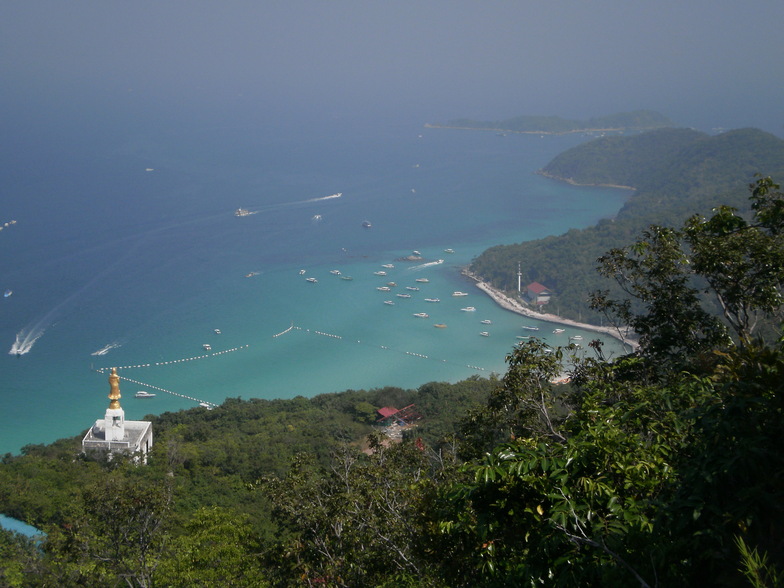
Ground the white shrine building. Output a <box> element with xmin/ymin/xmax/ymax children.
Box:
<box><xmin>82</xmin><ymin>368</ymin><xmax>153</xmax><ymax>460</ymax></box>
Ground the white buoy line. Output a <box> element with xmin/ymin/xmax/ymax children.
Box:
<box><xmin>292</xmin><ymin>323</ymin><xmax>488</xmax><ymax>372</ymax></box>
<box><xmin>94</xmin><ymin>344</ymin><xmax>251</xmax><ymax>371</ymax></box>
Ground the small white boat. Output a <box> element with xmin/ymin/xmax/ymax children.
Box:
<box><xmin>340</xmin><ymin>275</ymin><xmax>354</xmax><ymax>281</ymax></box>
<box><xmin>415</xmin><ymin>278</ymin><xmax>429</xmax><ymax>283</ymax></box>
<box><xmin>396</xmin><ymin>293</ymin><xmax>411</xmax><ymax>298</ymax></box>
<box><xmin>481</xmin><ymin>319</ymin><xmax>492</xmax><ymax>324</ymax></box>
<box><xmin>199</xmin><ymin>402</ymin><xmax>213</xmax><ymax>409</ymax></box>
<box><xmin>387</xmin><ymin>282</ymin><xmax>397</xmax><ymax>287</ymax></box>
<box><xmin>135</xmin><ymin>391</ymin><xmax>156</xmax><ymax>398</ymax></box>
<box><xmin>413</xmin><ymin>250</ymin><xmax>421</xmax><ymax>256</ymax></box>
<box><xmin>203</xmin><ymin>344</ymin><xmax>212</xmax><ymax>351</ymax></box>
<box><xmin>382</xmin><ymin>264</ymin><xmax>395</xmax><ymax>269</ymax></box>
<box><xmin>377</xmin><ymin>286</ymin><xmax>391</xmax><ymax>291</ymax></box>
<box><xmin>330</xmin><ymin>269</ymin><xmax>341</xmax><ymax>275</ymax></box>
<box><xmin>3</xmin><ymin>289</ymin><xmax>11</xmax><ymax>298</ymax></box>
<box><xmin>553</xmin><ymin>328</ymin><xmax>565</xmax><ymax>334</ymax></box>
<box><xmin>452</xmin><ymin>291</ymin><xmax>468</xmax><ymax>297</ymax></box>
<box><xmin>521</xmin><ymin>325</ymin><xmax>540</xmax><ymax>331</ymax></box>
<box><xmin>461</xmin><ymin>307</ymin><xmax>476</xmax><ymax>312</ymax></box>
<box><xmin>570</xmin><ymin>335</ymin><xmax>584</xmax><ymax>340</ymax></box>
<box><xmin>479</xmin><ymin>331</ymin><xmax>490</xmax><ymax>337</ymax></box>
<box><xmin>299</xmin><ymin>269</ymin><xmax>306</xmax><ymax>275</ymax></box>
<box><xmin>406</xmin><ymin>286</ymin><xmax>420</xmax><ymax>291</ymax></box>
<box><xmin>413</xmin><ymin>312</ymin><xmax>429</xmax><ymax>318</ymax></box>
<box><xmin>374</xmin><ymin>271</ymin><xmax>387</xmax><ymax>276</ymax></box>
<box><xmin>306</xmin><ymin>277</ymin><xmax>318</xmax><ymax>283</ymax></box>
<box><xmin>444</xmin><ymin>248</ymin><xmax>455</xmax><ymax>254</ymax></box>
<box><xmin>384</xmin><ymin>300</ymin><xmax>395</xmax><ymax>305</ymax></box>
<box><xmin>424</xmin><ymin>298</ymin><xmax>440</xmax><ymax>303</ymax></box>
<box><xmin>214</xmin><ymin>329</ymin><xmax>221</xmax><ymax>334</ymax></box>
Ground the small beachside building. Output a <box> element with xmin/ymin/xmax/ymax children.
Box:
<box><xmin>526</xmin><ymin>282</ymin><xmax>553</xmax><ymax>305</ymax></box>
<box><xmin>82</xmin><ymin>368</ymin><xmax>153</xmax><ymax>462</ymax></box>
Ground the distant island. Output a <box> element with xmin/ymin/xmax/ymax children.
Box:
<box><xmin>425</xmin><ymin>109</ymin><xmax>674</xmax><ymax>135</ymax></box>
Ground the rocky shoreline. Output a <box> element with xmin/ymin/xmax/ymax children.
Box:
<box><xmin>462</xmin><ymin>270</ymin><xmax>638</xmax><ymax>351</ymax></box>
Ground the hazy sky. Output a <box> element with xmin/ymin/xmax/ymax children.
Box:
<box><xmin>2</xmin><ymin>1</ymin><xmax>783</xmax><ymax>133</ymax></box>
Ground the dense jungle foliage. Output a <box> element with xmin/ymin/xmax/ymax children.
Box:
<box><xmin>470</xmin><ymin>127</ymin><xmax>784</xmax><ymax>325</ymax></box>
<box><xmin>432</xmin><ymin>109</ymin><xmax>673</xmax><ymax>134</ymax></box>
<box><xmin>1</xmin><ymin>175</ymin><xmax>783</xmax><ymax>586</ymax></box>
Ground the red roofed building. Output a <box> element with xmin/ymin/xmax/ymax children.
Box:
<box><xmin>526</xmin><ymin>282</ymin><xmax>552</xmax><ymax>305</ymax></box>
<box><xmin>376</xmin><ymin>404</ymin><xmax>422</xmax><ymax>426</ymax></box>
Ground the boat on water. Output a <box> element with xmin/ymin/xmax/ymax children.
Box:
<box><xmin>424</xmin><ymin>298</ymin><xmax>440</xmax><ymax>303</ymax></box>
<box><xmin>245</xmin><ymin>271</ymin><xmax>260</xmax><ymax>278</ymax></box>
<box><xmin>412</xmin><ymin>250</ymin><xmax>421</xmax><ymax>256</ymax></box>
<box><xmin>377</xmin><ymin>286</ymin><xmax>391</xmax><ymax>291</ymax></box>
<box><xmin>384</xmin><ymin>300</ymin><xmax>395</xmax><ymax>305</ymax></box>
<box><xmin>214</xmin><ymin>329</ymin><xmax>221</xmax><ymax>335</ymax></box>
<box><xmin>553</xmin><ymin>328</ymin><xmax>565</xmax><ymax>334</ymax></box>
<box><xmin>444</xmin><ymin>248</ymin><xmax>455</xmax><ymax>253</ymax></box>
<box><xmin>387</xmin><ymin>282</ymin><xmax>397</xmax><ymax>287</ymax></box>
<box><xmin>452</xmin><ymin>291</ymin><xmax>468</xmax><ymax>297</ymax></box>
<box><xmin>199</xmin><ymin>402</ymin><xmax>213</xmax><ymax>409</ymax></box>
<box><xmin>415</xmin><ymin>278</ymin><xmax>429</xmax><ymax>283</ymax></box>
<box><xmin>406</xmin><ymin>286</ymin><xmax>420</xmax><ymax>291</ymax></box>
<box><xmin>306</xmin><ymin>277</ymin><xmax>318</xmax><ymax>283</ymax></box>
<box><xmin>479</xmin><ymin>331</ymin><xmax>490</xmax><ymax>337</ymax></box>
<box><xmin>299</xmin><ymin>269</ymin><xmax>306</xmax><ymax>275</ymax></box>
<box><xmin>481</xmin><ymin>319</ymin><xmax>492</xmax><ymax>325</ymax></box>
<box><xmin>135</xmin><ymin>391</ymin><xmax>156</xmax><ymax>399</ymax></box>
<box><xmin>434</xmin><ymin>324</ymin><xmax>447</xmax><ymax>328</ymax></box>
<box><xmin>203</xmin><ymin>344</ymin><xmax>212</xmax><ymax>351</ymax></box>
<box><xmin>3</xmin><ymin>290</ymin><xmax>11</xmax><ymax>298</ymax></box>
<box><xmin>362</xmin><ymin>220</ymin><xmax>372</xmax><ymax>228</ymax></box>
<box><xmin>413</xmin><ymin>312</ymin><xmax>429</xmax><ymax>318</ymax></box>
<box><xmin>521</xmin><ymin>325</ymin><xmax>540</xmax><ymax>331</ymax></box>
<box><xmin>570</xmin><ymin>335</ymin><xmax>584</xmax><ymax>340</ymax></box>
<box><xmin>382</xmin><ymin>264</ymin><xmax>395</xmax><ymax>269</ymax></box>
<box><xmin>374</xmin><ymin>271</ymin><xmax>387</xmax><ymax>276</ymax></box>
<box><xmin>340</xmin><ymin>275</ymin><xmax>354</xmax><ymax>281</ymax></box>
<box><xmin>461</xmin><ymin>307</ymin><xmax>476</xmax><ymax>312</ymax></box>
<box><xmin>396</xmin><ymin>293</ymin><xmax>411</xmax><ymax>298</ymax></box>
<box><xmin>330</xmin><ymin>269</ymin><xmax>341</xmax><ymax>275</ymax></box>
<box><xmin>235</xmin><ymin>208</ymin><xmax>253</xmax><ymax>217</ymax></box>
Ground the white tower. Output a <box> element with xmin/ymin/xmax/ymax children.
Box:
<box><xmin>517</xmin><ymin>262</ymin><xmax>522</xmax><ymax>293</ymax></box>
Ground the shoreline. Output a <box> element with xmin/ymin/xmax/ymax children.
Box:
<box><xmin>535</xmin><ymin>169</ymin><xmax>637</xmax><ymax>191</ymax></box>
<box><xmin>462</xmin><ymin>269</ymin><xmax>638</xmax><ymax>352</ymax></box>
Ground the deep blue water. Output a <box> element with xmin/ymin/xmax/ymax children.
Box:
<box><xmin>0</xmin><ymin>119</ymin><xmax>630</xmax><ymax>455</ymax></box>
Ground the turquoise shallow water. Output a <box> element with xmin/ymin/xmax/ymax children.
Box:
<box><xmin>0</xmin><ymin>120</ymin><xmax>630</xmax><ymax>454</ymax></box>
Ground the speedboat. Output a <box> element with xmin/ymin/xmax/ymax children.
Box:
<box><xmin>299</xmin><ymin>269</ymin><xmax>306</xmax><ymax>275</ymax></box>
<box><xmin>424</xmin><ymin>298</ymin><xmax>440</xmax><ymax>303</ymax></box>
<box><xmin>479</xmin><ymin>331</ymin><xmax>490</xmax><ymax>337</ymax></box>
<box><xmin>413</xmin><ymin>312</ymin><xmax>429</xmax><ymax>318</ymax></box>
<box><xmin>481</xmin><ymin>319</ymin><xmax>492</xmax><ymax>324</ymax></box>
<box><xmin>384</xmin><ymin>300</ymin><xmax>395</xmax><ymax>305</ymax></box>
<box><xmin>444</xmin><ymin>248</ymin><xmax>455</xmax><ymax>253</ymax></box>
<box><xmin>214</xmin><ymin>329</ymin><xmax>221</xmax><ymax>334</ymax></box>
<box><xmin>434</xmin><ymin>324</ymin><xmax>447</xmax><ymax>328</ymax></box>
<box><xmin>362</xmin><ymin>220</ymin><xmax>372</xmax><ymax>228</ymax></box>
<box><xmin>340</xmin><ymin>275</ymin><xmax>354</xmax><ymax>281</ymax></box>
<box><xmin>396</xmin><ymin>293</ymin><xmax>411</xmax><ymax>298</ymax></box>
<box><xmin>306</xmin><ymin>277</ymin><xmax>318</xmax><ymax>283</ymax></box>
<box><xmin>330</xmin><ymin>269</ymin><xmax>341</xmax><ymax>275</ymax></box>
<box><xmin>553</xmin><ymin>328</ymin><xmax>565</xmax><ymax>334</ymax></box>
<box><xmin>452</xmin><ymin>291</ymin><xmax>468</xmax><ymax>297</ymax></box>
<box><xmin>415</xmin><ymin>278</ymin><xmax>429</xmax><ymax>283</ymax></box>
<box><xmin>377</xmin><ymin>286</ymin><xmax>391</xmax><ymax>291</ymax></box>
<box><xmin>135</xmin><ymin>391</ymin><xmax>156</xmax><ymax>398</ymax></box>
<box><xmin>460</xmin><ymin>307</ymin><xmax>476</xmax><ymax>312</ymax></box>
<box><xmin>382</xmin><ymin>264</ymin><xmax>395</xmax><ymax>269</ymax></box>
<box><xmin>521</xmin><ymin>325</ymin><xmax>540</xmax><ymax>331</ymax></box>
<box><xmin>203</xmin><ymin>344</ymin><xmax>212</xmax><ymax>351</ymax></box>
<box><xmin>3</xmin><ymin>290</ymin><xmax>11</xmax><ymax>298</ymax></box>
<box><xmin>374</xmin><ymin>271</ymin><xmax>387</xmax><ymax>276</ymax></box>
<box><xmin>406</xmin><ymin>286</ymin><xmax>420</xmax><ymax>291</ymax></box>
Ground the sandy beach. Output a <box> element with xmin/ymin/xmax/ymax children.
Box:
<box><xmin>463</xmin><ymin>270</ymin><xmax>638</xmax><ymax>351</ymax></box>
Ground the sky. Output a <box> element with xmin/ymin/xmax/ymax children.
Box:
<box><xmin>1</xmin><ymin>1</ymin><xmax>784</xmax><ymax>135</ymax></box>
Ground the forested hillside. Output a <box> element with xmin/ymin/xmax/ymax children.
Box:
<box><xmin>1</xmin><ymin>180</ymin><xmax>783</xmax><ymax>586</ymax></box>
<box><xmin>471</xmin><ymin>127</ymin><xmax>784</xmax><ymax>324</ymax></box>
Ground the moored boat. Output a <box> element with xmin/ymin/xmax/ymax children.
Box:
<box><xmin>460</xmin><ymin>306</ymin><xmax>476</xmax><ymax>312</ymax></box>
<box><xmin>135</xmin><ymin>391</ymin><xmax>156</xmax><ymax>398</ymax></box>
<box><xmin>413</xmin><ymin>312</ymin><xmax>429</xmax><ymax>318</ymax></box>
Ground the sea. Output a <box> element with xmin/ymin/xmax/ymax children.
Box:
<box><xmin>0</xmin><ymin>117</ymin><xmax>631</xmax><ymax>455</ymax></box>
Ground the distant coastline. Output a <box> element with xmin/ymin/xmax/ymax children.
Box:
<box><xmin>423</xmin><ymin>123</ymin><xmax>626</xmax><ymax>136</ymax></box>
<box><xmin>462</xmin><ymin>269</ymin><xmax>638</xmax><ymax>352</ymax></box>
<box><xmin>536</xmin><ymin>169</ymin><xmax>637</xmax><ymax>191</ymax></box>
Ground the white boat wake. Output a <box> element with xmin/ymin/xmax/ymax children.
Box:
<box><xmin>91</xmin><ymin>342</ymin><xmax>121</xmax><ymax>356</ymax></box>
<box><xmin>408</xmin><ymin>259</ymin><xmax>445</xmax><ymax>271</ymax></box>
<box><xmin>305</xmin><ymin>192</ymin><xmax>342</xmax><ymax>203</ymax></box>
<box><xmin>9</xmin><ymin>328</ymin><xmax>45</xmax><ymax>356</ymax></box>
